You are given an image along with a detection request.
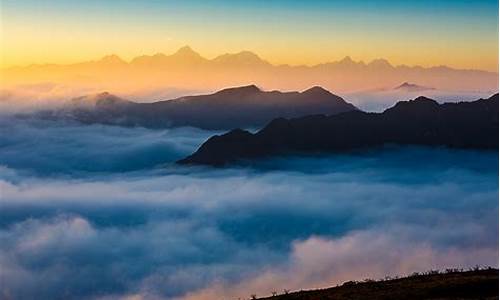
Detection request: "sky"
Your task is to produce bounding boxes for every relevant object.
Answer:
[0,0,498,71]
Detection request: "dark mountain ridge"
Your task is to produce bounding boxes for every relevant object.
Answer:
[39,85,357,130]
[179,94,499,165]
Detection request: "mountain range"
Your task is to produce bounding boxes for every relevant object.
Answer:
[179,94,499,165]
[36,85,357,129]
[3,46,497,97]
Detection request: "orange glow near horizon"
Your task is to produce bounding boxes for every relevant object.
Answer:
[1,40,498,73]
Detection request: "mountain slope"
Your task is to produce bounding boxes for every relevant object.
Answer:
[40,85,357,129]
[257,269,498,300]
[179,94,499,165]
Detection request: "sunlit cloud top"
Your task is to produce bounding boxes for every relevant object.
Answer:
[1,0,498,71]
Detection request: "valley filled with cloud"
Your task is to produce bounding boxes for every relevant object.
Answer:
[0,117,497,299]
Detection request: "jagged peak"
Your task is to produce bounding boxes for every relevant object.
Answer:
[213,51,268,65]
[335,56,357,66]
[331,56,366,67]
[130,47,204,64]
[130,53,167,64]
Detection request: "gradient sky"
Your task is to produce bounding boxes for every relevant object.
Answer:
[1,0,498,71]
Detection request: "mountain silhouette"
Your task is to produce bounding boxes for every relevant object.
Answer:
[178,94,499,165]
[213,51,270,67]
[4,46,498,94]
[41,85,357,129]
[395,82,435,92]
[130,46,207,67]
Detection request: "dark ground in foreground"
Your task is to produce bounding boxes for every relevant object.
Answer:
[258,269,499,300]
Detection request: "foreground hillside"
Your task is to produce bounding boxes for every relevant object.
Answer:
[257,269,498,300]
[179,94,499,165]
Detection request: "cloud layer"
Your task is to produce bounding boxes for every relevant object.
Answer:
[0,118,497,299]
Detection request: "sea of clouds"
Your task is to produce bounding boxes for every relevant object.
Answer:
[0,116,498,300]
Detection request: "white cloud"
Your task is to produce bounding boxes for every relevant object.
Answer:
[0,118,497,299]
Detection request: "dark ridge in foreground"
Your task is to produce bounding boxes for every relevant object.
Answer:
[257,269,499,300]
[178,94,499,165]
[35,85,357,130]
